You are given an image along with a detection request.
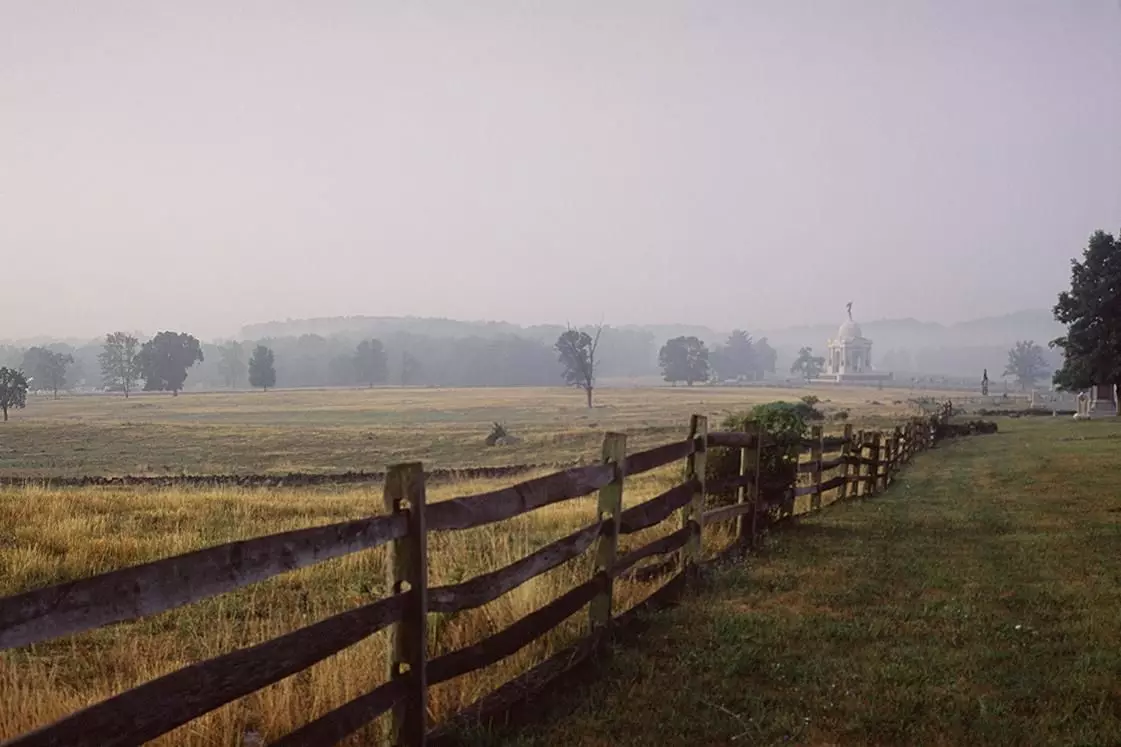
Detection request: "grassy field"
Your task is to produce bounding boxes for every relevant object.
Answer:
[0,382,951,744]
[1,466,732,744]
[500,416,1121,747]
[0,385,938,477]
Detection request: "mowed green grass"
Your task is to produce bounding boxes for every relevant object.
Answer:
[496,416,1121,747]
[0,385,937,477]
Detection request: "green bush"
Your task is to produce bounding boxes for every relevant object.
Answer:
[705,401,815,506]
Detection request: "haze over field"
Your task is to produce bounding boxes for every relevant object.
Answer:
[3,1,1119,341]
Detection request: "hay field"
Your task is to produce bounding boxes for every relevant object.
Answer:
[0,383,941,743]
[0,384,937,477]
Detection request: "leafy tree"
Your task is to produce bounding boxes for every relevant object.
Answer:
[138,332,204,395]
[217,342,246,389]
[659,336,710,385]
[248,345,276,391]
[401,351,422,386]
[0,367,29,422]
[1003,340,1048,391]
[711,330,756,381]
[22,347,73,399]
[555,326,601,407]
[754,337,777,378]
[1052,230,1121,392]
[790,346,825,381]
[98,332,142,397]
[354,339,388,388]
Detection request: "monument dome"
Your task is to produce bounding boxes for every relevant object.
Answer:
[818,302,892,385]
[837,319,863,341]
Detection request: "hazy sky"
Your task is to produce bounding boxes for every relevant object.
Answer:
[3,1,1119,341]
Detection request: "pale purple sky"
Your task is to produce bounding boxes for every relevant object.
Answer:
[2,1,1119,340]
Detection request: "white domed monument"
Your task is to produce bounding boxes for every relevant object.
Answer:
[819,302,893,384]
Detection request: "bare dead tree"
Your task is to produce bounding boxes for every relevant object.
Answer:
[555,323,602,408]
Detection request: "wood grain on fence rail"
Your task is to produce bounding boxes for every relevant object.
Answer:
[270,678,409,747]
[426,463,615,532]
[706,431,760,449]
[623,439,693,476]
[0,513,408,652]
[701,501,756,526]
[427,575,607,686]
[428,521,604,615]
[3,593,408,747]
[610,524,695,579]
[617,479,696,535]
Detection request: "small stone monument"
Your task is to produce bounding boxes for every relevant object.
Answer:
[1090,383,1118,417]
[1074,391,1089,420]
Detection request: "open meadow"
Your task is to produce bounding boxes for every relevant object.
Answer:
[0,385,937,478]
[0,383,951,744]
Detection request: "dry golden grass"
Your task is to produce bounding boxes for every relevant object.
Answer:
[0,384,939,743]
[0,466,735,744]
[1,385,942,476]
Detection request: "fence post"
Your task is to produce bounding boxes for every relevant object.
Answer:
[856,430,865,493]
[590,432,627,632]
[383,463,428,747]
[740,422,763,548]
[682,414,708,571]
[880,430,891,488]
[839,424,854,500]
[810,425,823,511]
[870,432,883,493]
[891,427,902,484]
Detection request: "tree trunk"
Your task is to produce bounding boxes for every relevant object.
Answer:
[2,405,7,422]
[585,386,593,408]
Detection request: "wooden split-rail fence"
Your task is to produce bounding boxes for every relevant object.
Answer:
[0,415,944,747]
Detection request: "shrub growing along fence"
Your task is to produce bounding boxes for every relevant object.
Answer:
[0,413,950,747]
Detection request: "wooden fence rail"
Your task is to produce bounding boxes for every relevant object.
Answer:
[0,411,954,747]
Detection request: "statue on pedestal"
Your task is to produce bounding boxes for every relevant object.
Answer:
[981,369,989,396]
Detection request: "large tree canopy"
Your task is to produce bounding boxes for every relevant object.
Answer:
[354,339,388,387]
[248,345,276,391]
[790,347,825,381]
[659,336,710,386]
[22,347,73,399]
[138,332,204,395]
[1052,230,1121,391]
[0,367,29,421]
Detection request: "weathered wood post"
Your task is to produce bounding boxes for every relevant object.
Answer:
[809,425,823,511]
[682,414,708,571]
[890,427,902,484]
[839,424,854,500]
[383,463,428,746]
[880,430,892,488]
[870,432,883,493]
[740,421,763,548]
[854,430,867,497]
[590,432,626,632]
